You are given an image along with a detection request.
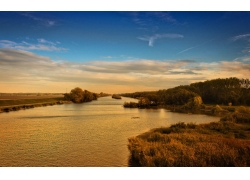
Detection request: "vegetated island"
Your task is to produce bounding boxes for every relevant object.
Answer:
[112,94,122,99]
[0,87,110,113]
[123,77,250,166]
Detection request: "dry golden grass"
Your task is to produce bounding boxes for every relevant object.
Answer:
[0,95,63,100]
[0,97,64,107]
[128,122,250,166]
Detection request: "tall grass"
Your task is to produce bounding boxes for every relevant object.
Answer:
[128,122,250,166]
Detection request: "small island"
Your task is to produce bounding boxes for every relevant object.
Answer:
[112,94,122,99]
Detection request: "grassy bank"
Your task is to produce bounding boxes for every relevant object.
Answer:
[0,97,64,107]
[128,121,250,166]
[0,97,69,113]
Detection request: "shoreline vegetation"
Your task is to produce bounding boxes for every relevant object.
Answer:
[122,77,250,122]
[128,121,250,167]
[121,77,250,108]
[112,94,122,99]
[63,87,110,103]
[123,77,250,166]
[0,95,67,113]
[0,87,110,113]
[0,100,71,113]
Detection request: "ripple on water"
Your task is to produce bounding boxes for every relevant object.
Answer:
[0,96,219,166]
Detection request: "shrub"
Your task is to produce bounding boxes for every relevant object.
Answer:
[112,94,122,99]
[236,106,250,114]
[221,112,250,124]
[123,101,138,108]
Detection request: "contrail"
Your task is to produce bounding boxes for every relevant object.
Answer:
[178,37,218,54]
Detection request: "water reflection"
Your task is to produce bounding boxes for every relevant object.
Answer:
[0,96,219,166]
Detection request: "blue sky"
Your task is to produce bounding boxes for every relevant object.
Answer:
[1,11,250,93]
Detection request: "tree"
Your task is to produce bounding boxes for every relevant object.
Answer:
[64,87,99,103]
[70,87,84,103]
[138,97,150,107]
[185,96,203,109]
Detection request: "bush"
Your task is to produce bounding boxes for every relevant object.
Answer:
[221,112,250,124]
[123,101,138,108]
[138,97,150,108]
[112,94,122,99]
[236,106,250,114]
[64,87,98,103]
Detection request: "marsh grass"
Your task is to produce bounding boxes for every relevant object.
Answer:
[128,121,250,167]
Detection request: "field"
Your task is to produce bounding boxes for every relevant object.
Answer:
[0,94,64,108]
[0,94,63,100]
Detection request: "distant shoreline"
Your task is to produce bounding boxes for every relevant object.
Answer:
[0,95,72,113]
[0,100,72,113]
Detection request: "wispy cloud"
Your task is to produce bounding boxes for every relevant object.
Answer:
[21,12,56,27]
[0,39,67,52]
[1,49,249,93]
[130,12,182,32]
[230,33,250,41]
[178,37,217,54]
[37,38,55,45]
[151,12,177,23]
[230,33,250,54]
[138,33,183,46]
[101,56,115,59]
[132,12,177,26]
[234,56,250,62]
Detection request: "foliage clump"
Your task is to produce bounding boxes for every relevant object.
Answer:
[221,106,250,124]
[64,87,98,103]
[184,96,203,109]
[121,77,250,106]
[123,101,138,108]
[112,94,122,99]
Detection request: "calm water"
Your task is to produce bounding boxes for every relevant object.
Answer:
[0,96,219,166]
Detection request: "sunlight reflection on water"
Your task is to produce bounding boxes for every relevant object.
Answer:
[0,96,219,166]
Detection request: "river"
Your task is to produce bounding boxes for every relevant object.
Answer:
[0,96,219,166]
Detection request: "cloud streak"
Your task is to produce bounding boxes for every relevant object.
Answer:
[21,12,56,27]
[0,39,67,52]
[230,33,250,54]
[37,38,55,45]
[178,37,217,54]
[230,33,250,41]
[138,34,183,46]
[132,12,178,27]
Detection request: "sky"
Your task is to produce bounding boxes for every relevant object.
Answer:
[1,11,250,93]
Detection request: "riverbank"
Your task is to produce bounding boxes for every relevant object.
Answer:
[123,101,246,117]
[0,97,72,113]
[128,121,250,167]
[112,94,122,99]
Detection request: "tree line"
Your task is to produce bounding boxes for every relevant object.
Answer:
[121,77,250,106]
